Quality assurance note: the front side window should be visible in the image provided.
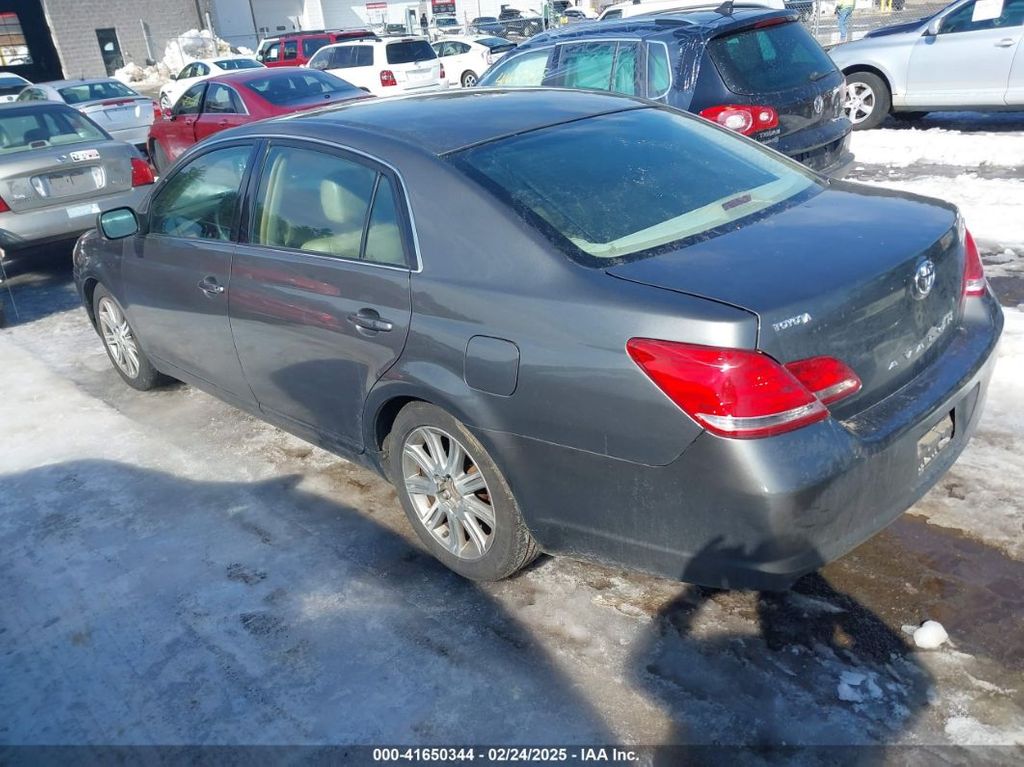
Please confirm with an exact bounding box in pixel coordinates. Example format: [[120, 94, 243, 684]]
[[173, 84, 205, 115], [178, 64, 195, 79], [252, 144, 406, 266], [479, 48, 549, 86], [263, 42, 281, 62], [452, 107, 819, 264], [149, 145, 251, 241], [555, 41, 639, 96], [941, 0, 1024, 33]]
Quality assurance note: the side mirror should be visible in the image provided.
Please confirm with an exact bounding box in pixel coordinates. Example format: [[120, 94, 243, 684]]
[[924, 18, 942, 36], [98, 207, 139, 240]]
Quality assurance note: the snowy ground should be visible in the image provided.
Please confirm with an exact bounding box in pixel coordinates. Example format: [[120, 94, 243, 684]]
[[1, 113, 1023, 754]]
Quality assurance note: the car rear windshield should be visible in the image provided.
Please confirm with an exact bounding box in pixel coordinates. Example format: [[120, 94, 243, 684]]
[[244, 70, 362, 105], [452, 107, 819, 264], [386, 40, 436, 64], [0, 76, 27, 98], [0, 106, 106, 155], [708, 21, 837, 96], [58, 80, 137, 104], [477, 36, 516, 51], [215, 59, 263, 70]]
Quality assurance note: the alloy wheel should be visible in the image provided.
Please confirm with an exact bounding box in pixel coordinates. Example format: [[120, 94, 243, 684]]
[[98, 297, 141, 379], [462, 72, 477, 87], [845, 82, 876, 125], [401, 426, 495, 560]]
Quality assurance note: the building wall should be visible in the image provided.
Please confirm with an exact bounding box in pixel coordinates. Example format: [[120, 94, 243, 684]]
[[40, 0, 200, 79]]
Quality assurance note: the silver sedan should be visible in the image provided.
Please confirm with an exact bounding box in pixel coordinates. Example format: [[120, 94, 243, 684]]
[[829, 0, 1024, 129], [16, 79, 157, 151]]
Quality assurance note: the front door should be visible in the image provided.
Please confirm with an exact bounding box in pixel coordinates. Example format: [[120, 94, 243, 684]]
[[162, 82, 205, 162], [905, 0, 1024, 107], [124, 141, 256, 400], [229, 140, 413, 450]]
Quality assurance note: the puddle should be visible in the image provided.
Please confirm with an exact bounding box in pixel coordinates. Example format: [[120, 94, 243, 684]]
[[823, 514, 1024, 668]]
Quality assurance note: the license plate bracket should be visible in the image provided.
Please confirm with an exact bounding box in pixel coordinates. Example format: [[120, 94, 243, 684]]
[[917, 411, 954, 473]]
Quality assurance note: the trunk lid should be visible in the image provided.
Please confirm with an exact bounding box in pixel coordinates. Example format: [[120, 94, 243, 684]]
[[606, 185, 965, 416], [0, 140, 136, 213], [80, 97, 154, 133]]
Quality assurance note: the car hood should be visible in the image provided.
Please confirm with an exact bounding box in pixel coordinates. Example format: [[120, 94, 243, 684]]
[[863, 17, 929, 37]]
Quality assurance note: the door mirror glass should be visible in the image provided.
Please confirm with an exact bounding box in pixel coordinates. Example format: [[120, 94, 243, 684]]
[[98, 207, 139, 239]]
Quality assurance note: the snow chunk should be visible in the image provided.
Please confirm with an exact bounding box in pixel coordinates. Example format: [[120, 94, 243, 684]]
[[837, 670, 866, 702], [850, 127, 1024, 169], [913, 620, 949, 649]]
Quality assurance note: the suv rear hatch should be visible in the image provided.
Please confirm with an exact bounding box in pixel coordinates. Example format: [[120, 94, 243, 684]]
[[697, 16, 850, 172], [384, 39, 442, 89], [607, 186, 965, 418]]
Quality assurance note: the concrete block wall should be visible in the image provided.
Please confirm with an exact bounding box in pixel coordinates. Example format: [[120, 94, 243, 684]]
[[41, 0, 201, 79]]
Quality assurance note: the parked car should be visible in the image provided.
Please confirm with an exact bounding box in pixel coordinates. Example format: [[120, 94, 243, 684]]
[[562, 8, 594, 22], [0, 102, 152, 256], [433, 15, 463, 37], [0, 73, 31, 104], [469, 16, 505, 35], [159, 57, 264, 112], [597, 0, 783, 21], [384, 23, 411, 36], [256, 29, 379, 68], [829, 0, 1024, 130], [147, 68, 369, 173], [498, 8, 543, 37], [307, 37, 447, 97], [16, 79, 156, 153], [74, 89, 1001, 588], [479, 9, 854, 176], [432, 36, 516, 87]]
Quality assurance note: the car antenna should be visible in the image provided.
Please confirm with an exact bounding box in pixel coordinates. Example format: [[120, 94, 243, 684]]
[[715, 0, 734, 15]]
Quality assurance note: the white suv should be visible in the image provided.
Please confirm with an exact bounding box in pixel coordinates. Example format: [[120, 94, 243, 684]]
[[307, 37, 448, 97]]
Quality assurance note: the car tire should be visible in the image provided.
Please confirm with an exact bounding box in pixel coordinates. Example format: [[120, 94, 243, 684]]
[[387, 401, 540, 581], [92, 285, 165, 391], [844, 71, 891, 131], [159, 93, 171, 113], [150, 140, 170, 175], [461, 70, 478, 88]]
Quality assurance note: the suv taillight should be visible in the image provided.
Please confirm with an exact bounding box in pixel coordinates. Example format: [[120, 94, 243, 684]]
[[131, 157, 155, 186], [380, 69, 397, 87], [963, 228, 987, 297], [699, 105, 779, 136], [626, 339, 861, 439]]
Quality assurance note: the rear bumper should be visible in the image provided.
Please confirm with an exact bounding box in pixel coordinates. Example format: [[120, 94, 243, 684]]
[[476, 295, 1003, 589], [107, 125, 151, 149], [0, 187, 147, 253]]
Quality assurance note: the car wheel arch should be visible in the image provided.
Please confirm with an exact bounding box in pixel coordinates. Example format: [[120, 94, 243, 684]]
[[843, 64, 894, 97], [83, 277, 101, 327]]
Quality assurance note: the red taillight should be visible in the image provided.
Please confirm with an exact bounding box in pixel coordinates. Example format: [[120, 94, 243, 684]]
[[963, 228, 986, 297], [626, 339, 829, 439], [380, 69, 397, 87], [0, 194, 9, 213], [152, 100, 162, 120], [699, 104, 779, 136], [131, 156, 155, 186], [783, 356, 862, 406]]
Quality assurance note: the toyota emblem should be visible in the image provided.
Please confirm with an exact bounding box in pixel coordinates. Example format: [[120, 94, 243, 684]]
[[912, 259, 936, 300], [813, 95, 824, 115]]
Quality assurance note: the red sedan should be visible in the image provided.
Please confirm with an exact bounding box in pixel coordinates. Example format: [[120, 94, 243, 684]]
[[147, 67, 370, 172]]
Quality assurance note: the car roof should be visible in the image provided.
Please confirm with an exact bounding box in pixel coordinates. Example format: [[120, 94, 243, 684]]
[[229, 88, 649, 155], [0, 100, 73, 111], [208, 66, 324, 85], [327, 36, 426, 48], [34, 78, 127, 88], [521, 7, 796, 45]]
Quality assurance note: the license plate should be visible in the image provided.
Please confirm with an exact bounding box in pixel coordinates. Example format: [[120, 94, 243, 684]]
[[408, 69, 431, 82], [917, 411, 954, 472], [67, 202, 100, 219]]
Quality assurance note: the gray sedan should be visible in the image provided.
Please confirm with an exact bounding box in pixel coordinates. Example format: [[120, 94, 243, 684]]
[[830, 0, 1024, 129], [74, 90, 1001, 588], [17, 79, 156, 151], [0, 102, 151, 255]]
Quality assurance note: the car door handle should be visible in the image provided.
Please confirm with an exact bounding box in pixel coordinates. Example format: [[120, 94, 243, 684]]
[[996, 38, 1017, 47], [347, 308, 393, 332], [198, 277, 225, 296]]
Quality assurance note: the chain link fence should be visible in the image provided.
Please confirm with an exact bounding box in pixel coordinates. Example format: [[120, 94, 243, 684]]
[[797, 0, 951, 45]]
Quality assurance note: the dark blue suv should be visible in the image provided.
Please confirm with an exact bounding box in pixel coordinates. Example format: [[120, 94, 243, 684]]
[[477, 9, 854, 177]]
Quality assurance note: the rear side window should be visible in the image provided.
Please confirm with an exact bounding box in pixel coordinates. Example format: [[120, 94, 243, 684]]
[[646, 42, 671, 98], [204, 84, 244, 114], [555, 41, 639, 96], [481, 49, 549, 86], [602, 9, 622, 19], [332, 46, 373, 68], [283, 41, 298, 60], [453, 108, 818, 264], [386, 40, 436, 64], [303, 37, 329, 57], [708, 21, 836, 96]]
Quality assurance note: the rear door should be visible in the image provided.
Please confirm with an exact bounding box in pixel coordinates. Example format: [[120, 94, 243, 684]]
[[124, 141, 256, 399], [549, 39, 643, 96], [194, 83, 249, 142], [906, 0, 1023, 106], [229, 140, 414, 450]]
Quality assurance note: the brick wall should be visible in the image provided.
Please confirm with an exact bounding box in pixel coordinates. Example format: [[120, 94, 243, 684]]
[[40, 0, 201, 79]]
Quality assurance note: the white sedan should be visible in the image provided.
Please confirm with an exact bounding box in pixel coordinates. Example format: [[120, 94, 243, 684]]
[[0, 73, 31, 103], [431, 36, 517, 88], [158, 56, 264, 111]]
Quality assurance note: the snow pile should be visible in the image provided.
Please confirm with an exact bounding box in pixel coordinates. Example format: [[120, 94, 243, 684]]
[[850, 128, 1024, 169], [114, 28, 248, 89], [912, 621, 949, 650]]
